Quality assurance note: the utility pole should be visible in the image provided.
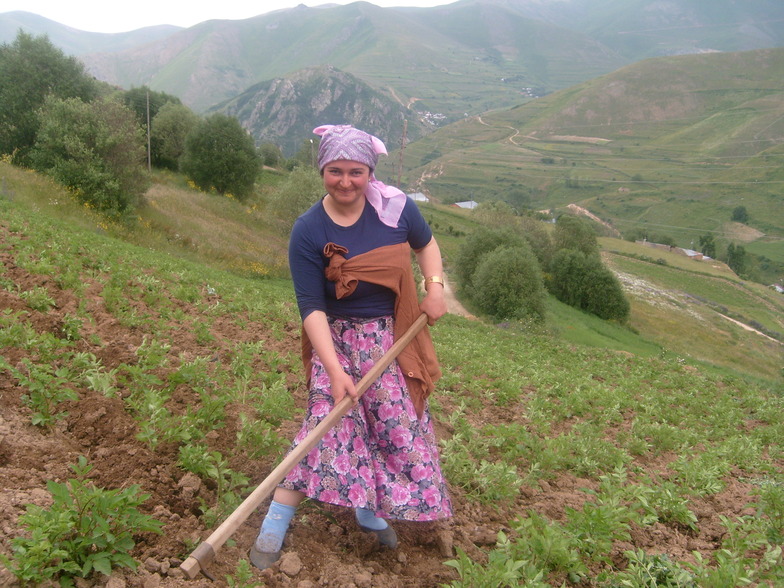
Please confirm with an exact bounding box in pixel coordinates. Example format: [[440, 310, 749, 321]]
[[146, 90, 151, 172]]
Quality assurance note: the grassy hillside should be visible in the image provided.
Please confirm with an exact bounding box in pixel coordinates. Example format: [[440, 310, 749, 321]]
[[390, 48, 784, 279], [1, 164, 783, 585], [2, 160, 779, 383]]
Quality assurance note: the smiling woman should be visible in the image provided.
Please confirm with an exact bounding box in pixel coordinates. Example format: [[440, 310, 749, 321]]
[[5, 0, 448, 33], [249, 124, 452, 571]]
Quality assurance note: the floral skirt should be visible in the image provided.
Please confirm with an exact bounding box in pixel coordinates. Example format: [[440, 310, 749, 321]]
[[280, 316, 452, 521]]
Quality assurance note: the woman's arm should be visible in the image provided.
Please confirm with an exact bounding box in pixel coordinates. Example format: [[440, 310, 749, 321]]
[[414, 236, 447, 325], [302, 310, 357, 405]]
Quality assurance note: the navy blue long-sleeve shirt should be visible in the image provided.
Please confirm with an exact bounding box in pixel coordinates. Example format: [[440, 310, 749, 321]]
[[289, 196, 432, 320]]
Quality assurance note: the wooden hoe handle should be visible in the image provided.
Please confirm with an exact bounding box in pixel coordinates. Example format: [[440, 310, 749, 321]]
[[180, 313, 429, 579]]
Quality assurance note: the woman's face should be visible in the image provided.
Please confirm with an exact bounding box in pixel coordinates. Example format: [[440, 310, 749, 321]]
[[322, 160, 371, 208]]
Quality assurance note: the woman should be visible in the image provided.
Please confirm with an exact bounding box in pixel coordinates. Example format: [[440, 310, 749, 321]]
[[250, 124, 452, 570]]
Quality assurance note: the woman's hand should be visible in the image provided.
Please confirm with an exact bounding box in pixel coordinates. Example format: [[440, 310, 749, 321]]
[[327, 367, 358, 405], [303, 310, 358, 405], [414, 237, 447, 326], [420, 283, 447, 325]]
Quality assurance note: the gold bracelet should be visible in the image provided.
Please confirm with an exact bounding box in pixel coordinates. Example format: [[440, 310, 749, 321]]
[[424, 275, 444, 287]]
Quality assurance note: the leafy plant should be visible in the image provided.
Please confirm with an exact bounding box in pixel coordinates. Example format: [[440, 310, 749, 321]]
[[510, 512, 587, 579], [443, 532, 550, 588], [19, 286, 56, 312], [10, 358, 78, 427], [2, 456, 162, 583], [751, 478, 784, 543], [226, 558, 256, 588], [610, 549, 697, 587], [566, 499, 632, 563], [649, 481, 698, 530], [236, 413, 288, 459], [178, 445, 250, 527]]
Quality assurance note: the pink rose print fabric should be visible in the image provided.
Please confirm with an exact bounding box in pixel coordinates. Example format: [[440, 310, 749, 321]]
[[279, 316, 452, 521]]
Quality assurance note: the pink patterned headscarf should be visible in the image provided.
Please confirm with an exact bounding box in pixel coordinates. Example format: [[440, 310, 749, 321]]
[[314, 124, 407, 228]]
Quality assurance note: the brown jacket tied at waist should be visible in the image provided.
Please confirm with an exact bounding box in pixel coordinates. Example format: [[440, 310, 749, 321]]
[[300, 241, 441, 417]]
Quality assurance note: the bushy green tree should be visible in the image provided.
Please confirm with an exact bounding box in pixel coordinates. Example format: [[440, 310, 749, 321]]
[[181, 114, 260, 200], [0, 31, 98, 164], [582, 265, 630, 321], [548, 249, 629, 321], [518, 216, 554, 270], [472, 245, 546, 321], [472, 200, 517, 227], [259, 142, 284, 168], [699, 234, 716, 258], [150, 102, 198, 170], [121, 86, 181, 129], [731, 206, 749, 224], [30, 96, 148, 215], [455, 227, 528, 298], [726, 242, 747, 276], [553, 215, 599, 257], [288, 138, 319, 170], [268, 166, 323, 232]]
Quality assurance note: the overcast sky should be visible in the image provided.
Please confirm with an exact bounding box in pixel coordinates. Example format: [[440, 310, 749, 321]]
[[3, 0, 452, 33]]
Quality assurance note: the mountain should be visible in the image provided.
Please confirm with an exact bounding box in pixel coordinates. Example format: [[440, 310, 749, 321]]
[[386, 47, 784, 277], [75, 2, 627, 115], [3, 0, 783, 159], [212, 65, 430, 157]]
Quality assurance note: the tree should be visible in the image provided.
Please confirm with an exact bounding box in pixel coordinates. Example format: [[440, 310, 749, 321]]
[[472, 245, 546, 321], [699, 234, 716, 258], [472, 200, 517, 227], [726, 243, 747, 276], [31, 96, 149, 215], [518, 216, 553, 270], [150, 102, 198, 170], [0, 31, 98, 165], [268, 166, 323, 232], [180, 114, 260, 200], [552, 215, 599, 257], [582, 264, 630, 321], [259, 142, 284, 169], [731, 206, 749, 224], [547, 249, 589, 308], [288, 138, 319, 170], [121, 86, 182, 130], [455, 227, 528, 299], [548, 249, 629, 321]]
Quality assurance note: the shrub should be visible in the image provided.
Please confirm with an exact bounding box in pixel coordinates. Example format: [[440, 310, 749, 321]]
[[454, 227, 528, 299], [3, 456, 162, 583], [150, 102, 198, 170], [582, 264, 630, 321], [268, 166, 323, 232], [552, 215, 598, 258], [181, 113, 261, 200], [472, 245, 546, 321], [30, 96, 148, 215], [548, 249, 629, 322], [0, 31, 98, 164]]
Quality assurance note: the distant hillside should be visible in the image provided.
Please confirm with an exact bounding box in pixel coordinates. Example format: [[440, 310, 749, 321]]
[[212, 65, 429, 157], [3, 0, 783, 158], [0, 11, 179, 54], [495, 0, 784, 59], [73, 1, 626, 116], [386, 47, 784, 272]]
